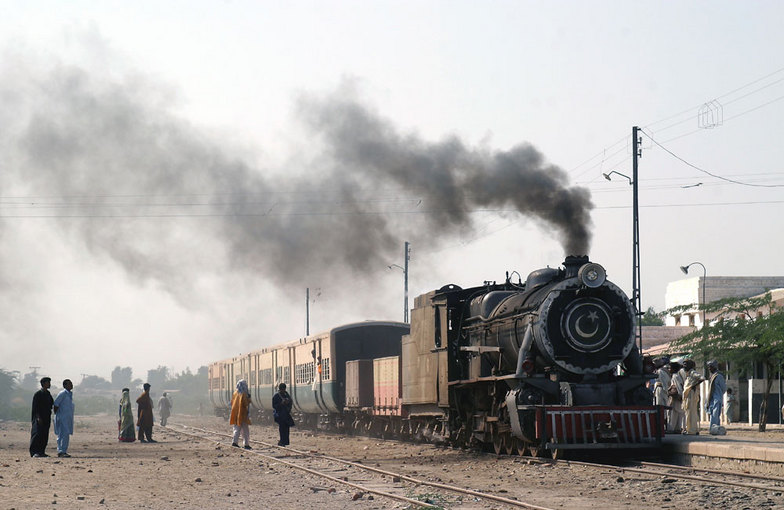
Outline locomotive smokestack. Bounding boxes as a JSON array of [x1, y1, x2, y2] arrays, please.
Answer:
[[563, 255, 589, 278]]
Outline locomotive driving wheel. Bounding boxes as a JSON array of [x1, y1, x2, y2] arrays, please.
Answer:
[[527, 442, 545, 457], [504, 434, 517, 455], [492, 426, 504, 455], [513, 438, 527, 456], [492, 430, 514, 455]]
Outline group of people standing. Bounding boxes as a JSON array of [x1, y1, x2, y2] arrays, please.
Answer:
[[118, 383, 172, 442], [29, 376, 175, 459], [229, 380, 294, 449], [29, 377, 74, 458], [652, 358, 727, 435]]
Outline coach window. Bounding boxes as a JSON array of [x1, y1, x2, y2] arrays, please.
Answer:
[[322, 358, 330, 380]]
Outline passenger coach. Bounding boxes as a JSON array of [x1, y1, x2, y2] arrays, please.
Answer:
[[208, 321, 409, 422]]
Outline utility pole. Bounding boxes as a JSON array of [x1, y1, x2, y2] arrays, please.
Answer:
[[404, 241, 410, 324], [389, 242, 411, 323], [632, 126, 642, 354], [306, 288, 310, 336]]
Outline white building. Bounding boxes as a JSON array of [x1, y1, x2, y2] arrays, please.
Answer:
[[660, 277, 784, 425], [665, 276, 784, 328]]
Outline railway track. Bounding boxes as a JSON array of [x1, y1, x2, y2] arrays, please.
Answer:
[[167, 422, 554, 510], [549, 457, 784, 494]]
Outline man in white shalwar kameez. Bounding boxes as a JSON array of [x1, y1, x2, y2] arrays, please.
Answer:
[[653, 359, 671, 406], [667, 362, 685, 433], [653, 362, 672, 431], [682, 360, 705, 435], [53, 379, 75, 458]]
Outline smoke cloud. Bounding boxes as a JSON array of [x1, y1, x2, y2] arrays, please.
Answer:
[[1, 56, 592, 301], [298, 88, 593, 256]]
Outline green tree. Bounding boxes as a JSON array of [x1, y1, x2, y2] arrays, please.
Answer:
[[111, 366, 133, 389], [163, 366, 209, 414], [146, 366, 170, 390], [20, 370, 41, 391], [640, 306, 665, 326], [0, 368, 19, 419], [668, 293, 784, 431], [77, 375, 112, 390]]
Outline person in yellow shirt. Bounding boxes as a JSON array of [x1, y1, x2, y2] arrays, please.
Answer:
[[229, 379, 252, 449]]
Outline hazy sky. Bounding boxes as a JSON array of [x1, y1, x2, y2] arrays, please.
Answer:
[[1, 1, 783, 385]]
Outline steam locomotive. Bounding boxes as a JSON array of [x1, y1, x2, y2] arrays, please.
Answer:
[[209, 256, 663, 456]]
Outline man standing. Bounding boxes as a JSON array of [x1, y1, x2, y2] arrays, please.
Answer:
[[229, 380, 252, 449], [725, 388, 737, 424], [272, 383, 294, 446], [682, 359, 705, 435], [53, 379, 75, 458], [706, 360, 727, 434], [667, 362, 685, 433], [157, 392, 172, 426], [652, 359, 671, 431], [136, 383, 156, 443], [30, 377, 54, 457]]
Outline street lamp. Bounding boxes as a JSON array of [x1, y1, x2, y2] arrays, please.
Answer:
[[680, 262, 707, 328], [387, 241, 410, 323], [305, 287, 321, 336], [602, 171, 633, 185], [604, 127, 642, 358]]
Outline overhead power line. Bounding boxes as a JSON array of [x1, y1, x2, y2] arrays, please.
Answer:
[[597, 199, 784, 209], [570, 65, 784, 178], [642, 129, 784, 188]]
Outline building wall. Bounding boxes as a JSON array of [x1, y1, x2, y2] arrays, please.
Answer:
[[665, 276, 784, 326]]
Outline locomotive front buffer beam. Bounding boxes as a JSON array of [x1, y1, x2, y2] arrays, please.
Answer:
[[505, 388, 664, 451]]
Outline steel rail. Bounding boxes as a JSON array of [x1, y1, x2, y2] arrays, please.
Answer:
[[165, 423, 437, 508], [551, 458, 784, 493], [168, 422, 554, 510], [637, 460, 784, 484]]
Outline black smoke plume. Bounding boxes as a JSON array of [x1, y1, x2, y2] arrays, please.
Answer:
[[299, 89, 593, 256], [1, 58, 592, 299]]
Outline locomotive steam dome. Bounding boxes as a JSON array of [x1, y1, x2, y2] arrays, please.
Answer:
[[533, 259, 636, 375]]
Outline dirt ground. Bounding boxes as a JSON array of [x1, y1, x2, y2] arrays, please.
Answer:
[[1, 414, 783, 509]]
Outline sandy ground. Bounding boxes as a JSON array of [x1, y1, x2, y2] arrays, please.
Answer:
[[2, 414, 783, 509], [1, 414, 414, 510]]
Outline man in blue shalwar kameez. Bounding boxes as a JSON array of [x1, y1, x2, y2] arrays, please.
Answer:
[[706, 360, 726, 435], [53, 379, 75, 458]]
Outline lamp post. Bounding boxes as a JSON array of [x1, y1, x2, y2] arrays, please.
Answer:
[[603, 161, 641, 354], [387, 241, 410, 323], [680, 262, 707, 328], [305, 287, 322, 335], [602, 171, 632, 185]]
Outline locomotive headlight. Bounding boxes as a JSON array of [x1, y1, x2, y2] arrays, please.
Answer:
[[578, 263, 606, 288]]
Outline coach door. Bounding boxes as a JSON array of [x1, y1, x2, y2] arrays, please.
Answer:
[[312, 337, 328, 413], [224, 361, 234, 409], [250, 352, 260, 413]]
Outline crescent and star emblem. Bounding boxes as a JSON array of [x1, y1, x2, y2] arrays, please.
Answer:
[[574, 310, 600, 338]]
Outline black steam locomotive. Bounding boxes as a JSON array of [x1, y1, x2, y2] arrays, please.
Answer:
[[209, 256, 662, 457]]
